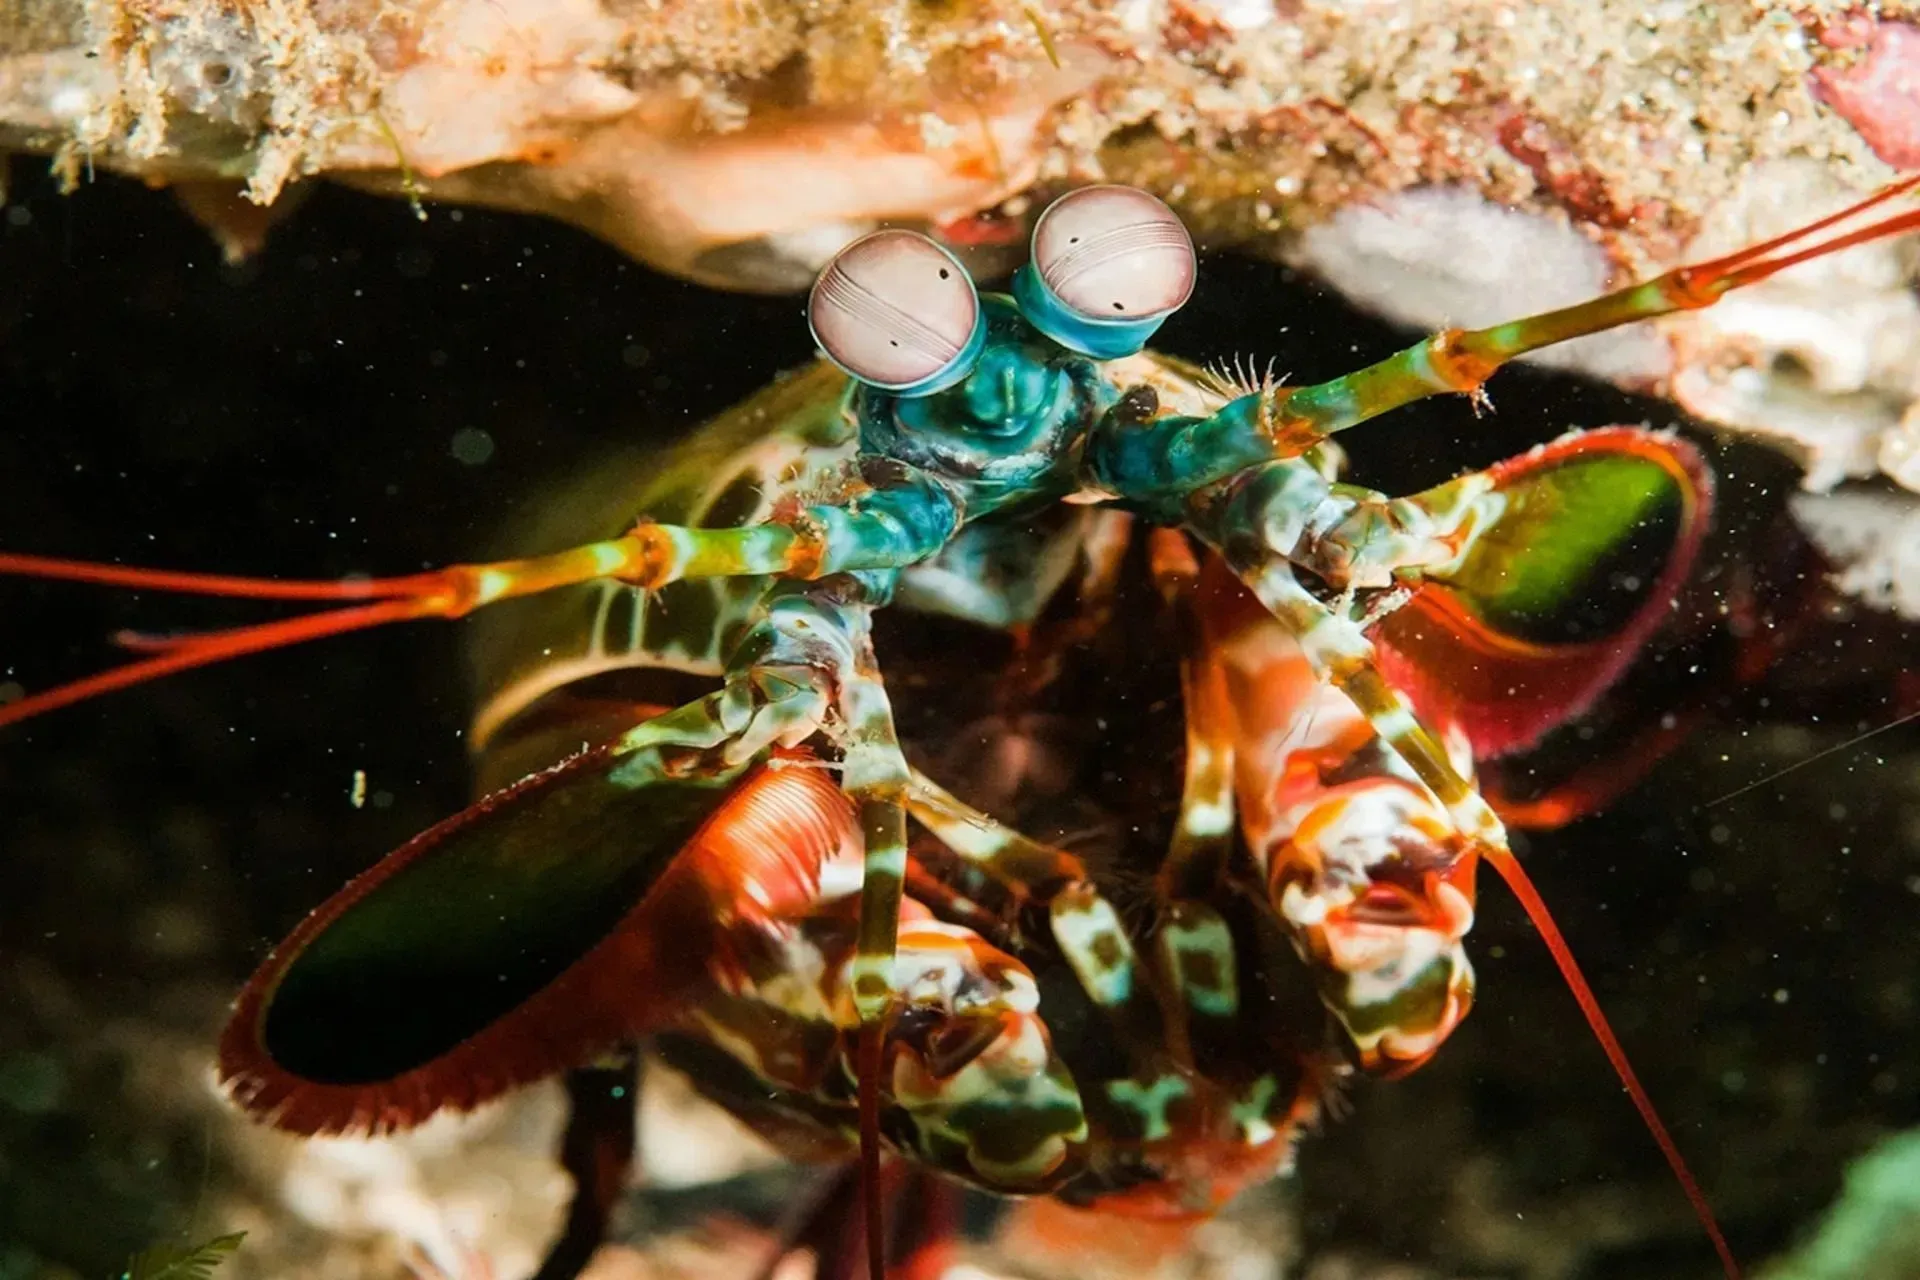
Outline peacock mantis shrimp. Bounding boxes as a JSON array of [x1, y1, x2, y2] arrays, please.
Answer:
[[5, 175, 1920, 1280]]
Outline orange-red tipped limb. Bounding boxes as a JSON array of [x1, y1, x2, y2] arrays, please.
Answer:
[[0, 597, 434, 729], [1483, 844, 1742, 1280], [0, 552, 447, 601], [1674, 171, 1920, 303], [1275, 173, 1920, 442], [0, 539, 655, 730]]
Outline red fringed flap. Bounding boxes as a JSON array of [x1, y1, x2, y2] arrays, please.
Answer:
[[219, 746, 856, 1135], [1375, 428, 1713, 759]]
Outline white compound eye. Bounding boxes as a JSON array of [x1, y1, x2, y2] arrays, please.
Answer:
[[808, 230, 984, 395], [1030, 186, 1196, 322]]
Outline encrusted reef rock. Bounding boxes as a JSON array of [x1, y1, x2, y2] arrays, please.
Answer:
[[4, 0, 1920, 505]]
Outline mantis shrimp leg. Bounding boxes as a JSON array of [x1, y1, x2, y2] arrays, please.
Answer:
[[909, 775, 1166, 1054], [0, 464, 960, 729], [533, 1048, 642, 1280], [910, 751, 1323, 1208], [1146, 528, 1240, 902], [910, 576, 1281, 1121], [1199, 512, 1740, 1279]]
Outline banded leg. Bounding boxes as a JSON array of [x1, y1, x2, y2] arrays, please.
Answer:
[[1087, 173, 1920, 501], [606, 593, 857, 778], [910, 766, 1240, 1078], [828, 607, 951, 1280], [1207, 536, 1740, 1279], [904, 526, 1255, 1060], [0, 464, 960, 729], [912, 763, 1304, 1200], [838, 610, 917, 1027], [907, 776, 1166, 1047], [1147, 529, 1238, 901], [1238, 558, 1492, 842], [654, 592, 1052, 1274], [687, 913, 1089, 1195], [596, 589, 921, 1035], [904, 772, 1088, 906], [909, 532, 1240, 917]]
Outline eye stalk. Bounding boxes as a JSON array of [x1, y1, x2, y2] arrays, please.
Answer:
[[808, 229, 987, 397], [1014, 185, 1196, 359]]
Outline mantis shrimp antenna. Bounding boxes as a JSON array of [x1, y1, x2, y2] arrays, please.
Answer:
[[0, 545, 649, 728], [1277, 172, 1920, 442], [1483, 844, 1742, 1280], [0, 475, 949, 731]]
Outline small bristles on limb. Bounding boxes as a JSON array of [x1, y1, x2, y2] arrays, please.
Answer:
[[1200, 353, 1284, 401], [1482, 845, 1743, 1280]]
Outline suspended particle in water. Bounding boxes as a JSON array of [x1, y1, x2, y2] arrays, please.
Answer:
[[450, 428, 495, 465]]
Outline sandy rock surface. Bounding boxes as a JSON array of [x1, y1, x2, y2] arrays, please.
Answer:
[[6, 0, 1920, 501]]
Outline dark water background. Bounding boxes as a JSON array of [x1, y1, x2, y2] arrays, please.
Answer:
[[1, 161, 1917, 1279]]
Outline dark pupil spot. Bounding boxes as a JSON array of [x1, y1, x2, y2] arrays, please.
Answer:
[[889, 339, 899, 346], [1070, 237, 1080, 243], [938, 267, 950, 279], [1112, 301, 1125, 311]]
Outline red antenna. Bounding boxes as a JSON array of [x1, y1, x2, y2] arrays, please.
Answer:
[[0, 536, 652, 729], [1481, 843, 1742, 1280]]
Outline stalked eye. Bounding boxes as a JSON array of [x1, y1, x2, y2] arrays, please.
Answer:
[[807, 230, 985, 397], [1013, 186, 1195, 359], [1033, 186, 1196, 319]]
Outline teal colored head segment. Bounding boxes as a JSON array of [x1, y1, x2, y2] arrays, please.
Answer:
[[1013, 185, 1197, 360], [856, 296, 1103, 514], [808, 228, 988, 397]]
